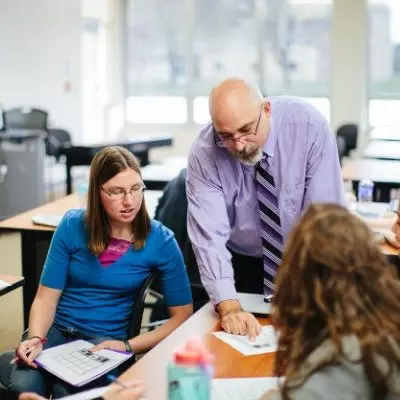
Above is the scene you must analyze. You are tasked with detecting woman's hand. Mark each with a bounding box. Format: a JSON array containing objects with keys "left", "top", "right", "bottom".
[
  {"left": 90, "top": 340, "right": 126, "bottom": 353},
  {"left": 14, "top": 338, "right": 44, "bottom": 368},
  {"left": 103, "top": 381, "right": 144, "bottom": 400},
  {"left": 19, "top": 393, "right": 46, "bottom": 400}
]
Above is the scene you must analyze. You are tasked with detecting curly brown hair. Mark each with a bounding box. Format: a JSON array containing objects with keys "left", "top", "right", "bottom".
[{"left": 272, "top": 203, "right": 400, "bottom": 399}]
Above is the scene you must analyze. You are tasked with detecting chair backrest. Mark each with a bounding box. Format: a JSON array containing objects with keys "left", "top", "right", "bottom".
[
  {"left": 46, "top": 128, "right": 72, "bottom": 159},
  {"left": 154, "top": 168, "right": 209, "bottom": 310},
  {"left": 336, "top": 135, "right": 346, "bottom": 165},
  {"left": 128, "top": 271, "right": 157, "bottom": 339},
  {"left": 3, "top": 107, "right": 48, "bottom": 130},
  {"left": 337, "top": 124, "right": 358, "bottom": 156}
]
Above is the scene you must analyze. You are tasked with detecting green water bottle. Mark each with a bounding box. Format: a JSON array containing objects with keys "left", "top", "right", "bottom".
[{"left": 168, "top": 336, "right": 214, "bottom": 400}]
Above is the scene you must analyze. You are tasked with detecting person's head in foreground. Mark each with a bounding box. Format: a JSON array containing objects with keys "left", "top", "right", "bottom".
[
  {"left": 272, "top": 203, "right": 400, "bottom": 399},
  {"left": 209, "top": 77, "right": 272, "bottom": 166},
  {"left": 86, "top": 145, "right": 150, "bottom": 253}
]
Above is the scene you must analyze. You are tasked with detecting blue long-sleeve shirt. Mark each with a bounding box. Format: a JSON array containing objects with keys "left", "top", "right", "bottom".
[{"left": 40, "top": 209, "right": 192, "bottom": 339}]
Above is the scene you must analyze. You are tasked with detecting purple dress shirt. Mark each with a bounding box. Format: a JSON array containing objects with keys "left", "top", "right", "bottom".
[{"left": 186, "top": 96, "right": 345, "bottom": 305}]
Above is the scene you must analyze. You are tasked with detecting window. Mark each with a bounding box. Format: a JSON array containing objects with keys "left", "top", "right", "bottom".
[
  {"left": 124, "top": 0, "right": 332, "bottom": 125},
  {"left": 368, "top": 0, "right": 400, "bottom": 138},
  {"left": 262, "top": 0, "right": 332, "bottom": 98},
  {"left": 125, "top": 0, "right": 187, "bottom": 124}
]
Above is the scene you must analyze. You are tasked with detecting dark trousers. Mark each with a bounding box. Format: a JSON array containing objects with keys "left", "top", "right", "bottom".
[{"left": 231, "top": 251, "right": 264, "bottom": 295}]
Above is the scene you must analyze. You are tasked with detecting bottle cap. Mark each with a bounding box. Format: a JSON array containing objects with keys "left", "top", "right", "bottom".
[{"left": 173, "top": 336, "right": 213, "bottom": 365}]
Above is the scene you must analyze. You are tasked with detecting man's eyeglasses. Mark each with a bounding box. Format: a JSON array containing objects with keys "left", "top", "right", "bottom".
[
  {"left": 100, "top": 182, "right": 146, "bottom": 201},
  {"left": 213, "top": 106, "right": 263, "bottom": 148}
]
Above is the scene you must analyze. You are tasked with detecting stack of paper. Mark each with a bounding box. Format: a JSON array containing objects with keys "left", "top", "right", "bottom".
[{"left": 213, "top": 325, "right": 278, "bottom": 355}]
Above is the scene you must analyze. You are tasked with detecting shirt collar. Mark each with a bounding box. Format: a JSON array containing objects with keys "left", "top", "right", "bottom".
[{"left": 262, "top": 114, "right": 278, "bottom": 158}]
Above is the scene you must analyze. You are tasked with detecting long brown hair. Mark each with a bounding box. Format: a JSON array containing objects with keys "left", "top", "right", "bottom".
[
  {"left": 85, "top": 146, "right": 151, "bottom": 255},
  {"left": 273, "top": 203, "right": 400, "bottom": 399}
]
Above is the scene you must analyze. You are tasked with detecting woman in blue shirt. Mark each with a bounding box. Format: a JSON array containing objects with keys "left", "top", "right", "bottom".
[{"left": 9, "top": 146, "right": 193, "bottom": 399}]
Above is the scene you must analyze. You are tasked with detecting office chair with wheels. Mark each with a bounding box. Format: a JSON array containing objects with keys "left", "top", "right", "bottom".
[
  {"left": 2, "top": 107, "right": 48, "bottom": 131},
  {"left": 337, "top": 124, "right": 358, "bottom": 157}
]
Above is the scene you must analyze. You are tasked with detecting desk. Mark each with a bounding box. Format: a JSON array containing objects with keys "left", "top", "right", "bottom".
[
  {"left": 369, "top": 126, "right": 400, "bottom": 141},
  {"left": 342, "top": 159, "right": 400, "bottom": 202},
  {"left": 141, "top": 163, "right": 184, "bottom": 190},
  {"left": 120, "top": 303, "right": 274, "bottom": 400},
  {"left": 61, "top": 135, "right": 173, "bottom": 195},
  {"left": 363, "top": 140, "right": 400, "bottom": 161},
  {"left": 0, "top": 191, "right": 162, "bottom": 326},
  {"left": 0, "top": 274, "right": 24, "bottom": 297}
]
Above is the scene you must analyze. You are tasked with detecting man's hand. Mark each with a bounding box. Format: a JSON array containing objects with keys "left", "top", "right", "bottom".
[
  {"left": 391, "top": 214, "right": 400, "bottom": 248},
  {"left": 218, "top": 300, "right": 261, "bottom": 340}
]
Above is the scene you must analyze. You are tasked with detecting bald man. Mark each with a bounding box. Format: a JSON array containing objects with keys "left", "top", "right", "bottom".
[{"left": 186, "top": 78, "right": 345, "bottom": 337}]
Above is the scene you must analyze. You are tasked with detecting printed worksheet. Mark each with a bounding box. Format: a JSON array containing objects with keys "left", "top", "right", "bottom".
[
  {"left": 212, "top": 325, "right": 278, "bottom": 355},
  {"left": 34, "top": 340, "right": 132, "bottom": 387}
]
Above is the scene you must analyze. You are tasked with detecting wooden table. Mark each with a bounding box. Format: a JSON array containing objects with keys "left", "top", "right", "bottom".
[
  {"left": 342, "top": 159, "right": 400, "bottom": 202},
  {"left": 0, "top": 191, "right": 162, "bottom": 326},
  {"left": 120, "top": 303, "right": 275, "bottom": 400},
  {"left": 0, "top": 274, "right": 24, "bottom": 296}
]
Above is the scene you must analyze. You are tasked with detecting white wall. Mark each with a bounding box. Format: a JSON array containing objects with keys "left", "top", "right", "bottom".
[{"left": 0, "top": 0, "right": 82, "bottom": 140}]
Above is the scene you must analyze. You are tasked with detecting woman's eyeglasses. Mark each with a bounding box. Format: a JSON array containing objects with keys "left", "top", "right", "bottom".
[{"left": 100, "top": 183, "right": 146, "bottom": 201}]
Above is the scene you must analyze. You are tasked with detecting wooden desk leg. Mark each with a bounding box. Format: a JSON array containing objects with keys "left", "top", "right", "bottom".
[
  {"left": 66, "top": 159, "right": 72, "bottom": 195},
  {"left": 21, "top": 231, "right": 52, "bottom": 328}
]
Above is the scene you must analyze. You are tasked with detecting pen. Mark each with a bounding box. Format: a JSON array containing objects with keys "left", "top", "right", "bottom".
[
  {"left": 106, "top": 374, "right": 129, "bottom": 389},
  {"left": 11, "top": 337, "right": 47, "bottom": 364}
]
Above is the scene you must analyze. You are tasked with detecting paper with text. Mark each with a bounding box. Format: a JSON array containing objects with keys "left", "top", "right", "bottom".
[
  {"left": 34, "top": 340, "right": 132, "bottom": 387},
  {"left": 212, "top": 377, "right": 281, "bottom": 400},
  {"left": 212, "top": 325, "right": 278, "bottom": 355}
]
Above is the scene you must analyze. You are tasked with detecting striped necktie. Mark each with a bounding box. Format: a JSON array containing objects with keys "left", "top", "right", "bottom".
[{"left": 256, "top": 156, "right": 283, "bottom": 295}]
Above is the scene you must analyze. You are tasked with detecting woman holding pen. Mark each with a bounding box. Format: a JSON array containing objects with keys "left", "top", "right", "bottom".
[{"left": 8, "top": 147, "right": 193, "bottom": 399}]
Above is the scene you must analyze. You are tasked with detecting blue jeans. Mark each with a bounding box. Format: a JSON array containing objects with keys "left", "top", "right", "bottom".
[{"left": 8, "top": 324, "right": 134, "bottom": 399}]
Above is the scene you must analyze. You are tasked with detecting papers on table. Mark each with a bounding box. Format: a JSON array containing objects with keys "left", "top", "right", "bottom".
[
  {"left": 213, "top": 325, "right": 278, "bottom": 356},
  {"left": 58, "top": 386, "right": 109, "bottom": 400},
  {"left": 34, "top": 340, "right": 132, "bottom": 387},
  {"left": 0, "top": 279, "right": 10, "bottom": 290},
  {"left": 212, "top": 377, "right": 281, "bottom": 400},
  {"left": 31, "top": 214, "right": 64, "bottom": 227}
]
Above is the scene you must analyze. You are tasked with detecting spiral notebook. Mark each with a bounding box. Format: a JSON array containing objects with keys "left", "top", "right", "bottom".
[{"left": 34, "top": 340, "right": 132, "bottom": 387}]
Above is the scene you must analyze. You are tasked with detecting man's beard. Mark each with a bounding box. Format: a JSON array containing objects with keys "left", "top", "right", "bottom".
[{"left": 231, "top": 144, "right": 263, "bottom": 166}]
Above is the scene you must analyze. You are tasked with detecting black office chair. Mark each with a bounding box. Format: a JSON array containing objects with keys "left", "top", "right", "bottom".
[
  {"left": 149, "top": 168, "right": 209, "bottom": 324},
  {"left": 336, "top": 135, "right": 346, "bottom": 166},
  {"left": 46, "top": 128, "right": 72, "bottom": 161},
  {"left": 0, "top": 272, "right": 158, "bottom": 398},
  {"left": 337, "top": 124, "right": 358, "bottom": 157},
  {"left": 2, "top": 107, "right": 48, "bottom": 131}
]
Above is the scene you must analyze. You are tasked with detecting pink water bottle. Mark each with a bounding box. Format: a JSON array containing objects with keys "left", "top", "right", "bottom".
[{"left": 168, "top": 336, "right": 214, "bottom": 400}]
